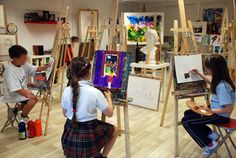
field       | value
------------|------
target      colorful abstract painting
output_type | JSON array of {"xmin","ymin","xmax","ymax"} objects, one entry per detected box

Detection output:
[
  {"xmin": 93, "ymin": 50, "xmax": 126, "ymax": 90},
  {"xmin": 124, "ymin": 12, "xmax": 164, "ymax": 45}
]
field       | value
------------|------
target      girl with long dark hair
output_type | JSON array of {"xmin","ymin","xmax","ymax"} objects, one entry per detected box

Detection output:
[
  {"xmin": 61, "ymin": 57, "xmax": 119, "ymax": 158},
  {"xmin": 182, "ymin": 54, "xmax": 235, "ymax": 157}
]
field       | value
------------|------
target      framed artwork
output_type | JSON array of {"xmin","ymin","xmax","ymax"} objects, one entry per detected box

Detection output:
[
  {"xmin": 210, "ymin": 34, "xmax": 221, "ymax": 45},
  {"xmin": 202, "ymin": 8, "xmax": 223, "ymax": 34},
  {"xmin": 0, "ymin": 34, "xmax": 18, "ymax": 56},
  {"xmin": 192, "ymin": 22, "xmax": 207, "ymax": 36},
  {"xmin": 213, "ymin": 45, "xmax": 223, "ymax": 53},
  {"xmin": 124, "ymin": 12, "xmax": 164, "ymax": 45},
  {"xmin": 78, "ymin": 9, "xmax": 98, "ymax": 41},
  {"xmin": 0, "ymin": 5, "xmax": 6, "ymax": 28},
  {"xmin": 127, "ymin": 75, "xmax": 161, "ymax": 110}
]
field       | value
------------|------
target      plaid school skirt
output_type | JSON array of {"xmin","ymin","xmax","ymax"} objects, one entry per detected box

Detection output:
[{"xmin": 61, "ymin": 119, "xmax": 114, "ymax": 158}]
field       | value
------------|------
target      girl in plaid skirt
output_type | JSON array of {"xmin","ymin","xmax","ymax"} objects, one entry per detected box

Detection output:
[{"xmin": 61, "ymin": 57, "xmax": 119, "ymax": 158}]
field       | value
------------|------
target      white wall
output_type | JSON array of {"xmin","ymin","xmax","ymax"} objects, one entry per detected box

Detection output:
[
  {"xmin": 0, "ymin": 0, "xmax": 234, "ymax": 52},
  {"xmin": 127, "ymin": 0, "xmax": 234, "ymax": 36},
  {"xmin": 0, "ymin": 0, "xmax": 121, "ymax": 53}
]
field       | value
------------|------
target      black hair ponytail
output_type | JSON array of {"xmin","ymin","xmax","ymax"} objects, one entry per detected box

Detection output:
[
  {"xmin": 69, "ymin": 57, "xmax": 91, "ymax": 127},
  {"xmin": 71, "ymin": 76, "xmax": 79, "ymax": 128}
]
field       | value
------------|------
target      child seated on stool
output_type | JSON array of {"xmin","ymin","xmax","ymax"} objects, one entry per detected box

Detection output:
[
  {"xmin": 3, "ymin": 45, "xmax": 48, "ymax": 122},
  {"xmin": 182, "ymin": 54, "xmax": 235, "ymax": 157},
  {"xmin": 61, "ymin": 57, "xmax": 119, "ymax": 158}
]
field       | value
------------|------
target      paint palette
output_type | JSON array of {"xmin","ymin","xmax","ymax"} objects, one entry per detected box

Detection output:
[{"xmin": 186, "ymin": 100, "xmax": 213, "ymax": 116}]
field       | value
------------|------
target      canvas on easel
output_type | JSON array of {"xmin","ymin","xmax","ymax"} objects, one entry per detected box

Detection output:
[{"xmin": 92, "ymin": 50, "xmax": 131, "ymax": 99}]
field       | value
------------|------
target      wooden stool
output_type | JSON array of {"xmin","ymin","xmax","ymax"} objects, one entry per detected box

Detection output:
[
  {"xmin": 1, "ymin": 102, "xmax": 24, "ymax": 132},
  {"xmin": 102, "ymin": 99, "xmax": 131, "ymax": 158}
]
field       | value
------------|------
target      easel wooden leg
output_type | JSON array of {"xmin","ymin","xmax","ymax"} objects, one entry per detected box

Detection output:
[
  {"xmin": 44, "ymin": 97, "xmax": 51, "ymax": 136},
  {"xmin": 116, "ymin": 106, "xmax": 122, "ymax": 136},
  {"xmin": 123, "ymin": 102, "xmax": 131, "ymax": 158},
  {"xmin": 160, "ymin": 71, "xmax": 173, "ymax": 126},
  {"xmin": 39, "ymin": 91, "xmax": 46, "ymax": 120},
  {"xmin": 174, "ymin": 96, "xmax": 179, "ymax": 157}
]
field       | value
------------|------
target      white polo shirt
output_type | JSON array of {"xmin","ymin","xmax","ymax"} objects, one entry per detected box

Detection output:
[
  {"xmin": 3, "ymin": 62, "xmax": 37, "ymax": 103},
  {"xmin": 61, "ymin": 80, "xmax": 108, "ymax": 122}
]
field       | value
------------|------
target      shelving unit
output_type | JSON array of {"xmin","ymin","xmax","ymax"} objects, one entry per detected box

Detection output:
[{"xmin": 28, "ymin": 54, "xmax": 51, "ymax": 83}]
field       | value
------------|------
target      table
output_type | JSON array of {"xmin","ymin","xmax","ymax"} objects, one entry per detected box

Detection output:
[{"xmin": 130, "ymin": 62, "xmax": 170, "ymax": 102}]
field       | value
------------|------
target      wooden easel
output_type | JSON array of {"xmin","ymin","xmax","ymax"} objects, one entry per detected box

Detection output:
[
  {"xmin": 229, "ymin": 0, "xmax": 236, "ymax": 86},
  {"xmin": 39, "ymin": 6, "xmax": 72, "ymax": 136},
  {"xmin": 80, "ymin": 9, "xmax": 98, "ymax": 60},
  {"xmin": 158, "ymin": 0, "xmax": 210, "ymax": 157},
  {"xmin": 218, "ymin": 7, "xmax": 231, "ymax": 57},
  {"xmin": 96, "ymin": 1, "xmax": 131, "ymax": 157}
]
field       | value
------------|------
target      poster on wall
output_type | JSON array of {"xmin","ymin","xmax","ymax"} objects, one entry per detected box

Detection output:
[
  {"xmin": 127, "ymin": 75, "xmax": 161, "ymax": 110},
  {"xmin": 78, "ymin": 9, "xmax": 98, "ymax": 41},
  {"xmin": 0, "ymin": 5, "xmax": 6, "ymax": 28},
  {"xmin": 202, "ymin": 8, "xmax": 223, "ymax": 34},
  {"xmin": 124, "ymin": 12, "xmax": 164, "ymax": 45},
  {"xmin": 0, "ymin": 34, "xmax": 17, "ymax": 56},
  {"xmin": 174, "ymin": 54, "xmax": 203, "ymax": 84}
]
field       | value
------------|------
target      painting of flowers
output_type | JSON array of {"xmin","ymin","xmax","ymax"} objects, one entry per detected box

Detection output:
[{"xmin": 124, "ymin": 12, "xmax": 164, "ymax": 45}]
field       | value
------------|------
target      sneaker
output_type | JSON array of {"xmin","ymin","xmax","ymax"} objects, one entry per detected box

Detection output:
[
  {"xmin": 17, "ymin": 111, "xmax": 29, "ymax": 123},
  {"xmin": 208, "ymin": 131, "xmax": 220, "ymax": 141},
  {"xmin": 202, "ymin": 141, "xmax": 218, "ymax": 157}
]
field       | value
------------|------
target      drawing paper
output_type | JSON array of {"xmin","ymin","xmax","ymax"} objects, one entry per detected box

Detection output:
[{"xmin": 174, "ymin": 54, "xmax": 203, "ymax": 84}]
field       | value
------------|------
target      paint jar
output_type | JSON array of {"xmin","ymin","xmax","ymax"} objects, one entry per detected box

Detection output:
[{"xmin": 35, "ymin": 119, "xmax": 43, "ymax": 137}]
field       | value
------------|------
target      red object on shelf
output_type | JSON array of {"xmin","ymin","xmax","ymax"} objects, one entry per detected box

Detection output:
[{"xmin": 24, "ymin": 21, "xmax": 60, "ymax": 25}]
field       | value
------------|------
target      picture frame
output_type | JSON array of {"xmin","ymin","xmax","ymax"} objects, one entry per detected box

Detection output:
[
  {"xmin": 0, "ymin": 34, "xmax": 18, "ymax": 56},
  {"xmin": 192, "ymin": 22, "xmax": 207, "ymax": 36},
  {"xmin": 78, "ymin": 9, "xmax": 99, "ymax": 41},
  {"xmin": 0, "ymin": 5, "xmax": 7, "ymax": 28},
  {"xmin": 124, "ymin": 12, "xmax": 164, "ymax": 45}
]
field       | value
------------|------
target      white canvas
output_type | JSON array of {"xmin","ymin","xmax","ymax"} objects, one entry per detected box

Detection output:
[
  {"xmin": 0, "ymin": 34, "xmax": 17, "ymax": 56},
  {"xmin": 174, "ymin": 54, "xmax": 203, "ymax": 84},
  {"xmin": 0, "ymin": 5, "xmax": 6, "ymax": 28},
  {"xmin": 79, "ymin": 10, "xmax": 98, "ymax": 41},
  {"xmin": 127, "ymin": 75, "xmax": 161, "ymax": 110}
]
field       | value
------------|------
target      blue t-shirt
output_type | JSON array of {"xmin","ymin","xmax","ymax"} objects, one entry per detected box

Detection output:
[{"xmin": 211, "ymin": 81, "xmax": 235, "ymax": 118}]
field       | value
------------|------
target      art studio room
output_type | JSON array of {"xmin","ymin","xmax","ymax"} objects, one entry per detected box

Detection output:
[{"xmin": 0, "ymin": 0, "xmax": 236, "ymax": 158}]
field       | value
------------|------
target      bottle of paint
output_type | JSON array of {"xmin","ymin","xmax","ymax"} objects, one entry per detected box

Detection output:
[
  {"xmin": 27, "ymin": 120, "xmax": 35, "ymax": 138},
  {"xmin": 35, "ymin": 119, "xmax": 43, "ymax": 137},
  {"xmin": 18, "ymin": 120, "xmax": 27, "ymax": 140}
]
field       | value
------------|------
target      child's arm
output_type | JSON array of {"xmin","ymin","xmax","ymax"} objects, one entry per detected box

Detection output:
[
  {"xmin": 36, "ymin": 65, "xmax": 49, "ymax": 72},
  {"xmin": 102, "ymin": 91, "xmax": 114, "ymax": 117},
  {"xmin": 17, "ymin": 89, "xmax": 38, "ymax": 102},
  {"xmin": 191, "ymin": 69, "xmax": 211, "ymax": 84},
  {"xmin": 211, "ymin": 104, "xmax": 234, "ymax": 114}
]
